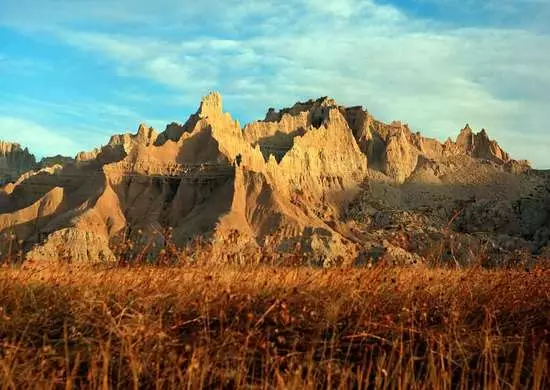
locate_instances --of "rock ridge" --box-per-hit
[0,91,544,267]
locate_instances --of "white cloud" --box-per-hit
[56,31,217,92]
[308,0,357,18]
[0,96,144,156]
[1,0,550,166]
[0,116,84,157]
[0,95,143,131]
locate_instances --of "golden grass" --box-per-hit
[0,264,548,389]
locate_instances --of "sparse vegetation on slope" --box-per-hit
[0,264,548,389]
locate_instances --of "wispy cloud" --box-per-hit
[0,116,84,158]
[0,53,52,75]
[1,0,549,166]
[0,94,148,156]
[0,95,144,133]
[56,31,217,92]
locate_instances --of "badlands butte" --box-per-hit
[1,92,549,267]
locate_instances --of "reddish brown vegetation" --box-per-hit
[0,264,548,389]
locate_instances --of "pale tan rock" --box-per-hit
[26,228,116,263]
[198,91,223,118]
[342,106,375,157]
[383,127,419,183]
[0,187,64,244]
[454,125,511,164]
[0,91,543,266]
[76,148,101,165]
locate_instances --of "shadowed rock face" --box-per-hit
[0,92,546,267]
[0,142,75,185]
[0,142,36,184]
[39,155,75,168]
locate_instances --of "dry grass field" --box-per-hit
[0,263,548,389]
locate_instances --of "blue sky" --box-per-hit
[0,0,549,167]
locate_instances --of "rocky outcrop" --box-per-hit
[383,127,419,183]
[262,97,337,123]
[39,155,74,168]
[455,125,510,164]
[0,141,36,184]
[0,92,544,267]
[155,122,187,145]
[246,100,528,185]
[75,124,160,169]
[26,228,116,264]
[76,148,101,165]
[243,97,338,162]
[105,124,158,155]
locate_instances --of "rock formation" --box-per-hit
[0,92,547,267]
[455,125,509,162]
[0,141,75,185]
[0,141,36,184]
[39,155,75,168]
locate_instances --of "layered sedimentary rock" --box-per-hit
[0,92,546,267]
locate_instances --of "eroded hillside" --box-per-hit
[1,93,548,266]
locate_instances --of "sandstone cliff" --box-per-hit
[0,92,545,267]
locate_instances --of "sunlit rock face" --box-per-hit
[0,92,545,266]
[455,125,509,163]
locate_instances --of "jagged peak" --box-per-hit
[0,141,36,160]
[136,123,157,139]
[0,140,25,153]
[137,123,149,134]
[263,96,339,122]
[197,91,223,119]
[452,124,515,165]
[0,141,37,183]
[457,124,497,143]
[456,124,474,146]
[165,121,184,130]
[457,124,473,138]
[456,125,494,144]
[316,96,338,107]
[0,140,21,147]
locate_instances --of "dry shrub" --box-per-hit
[0,264,548,389]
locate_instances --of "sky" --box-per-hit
[0,0,549,167]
